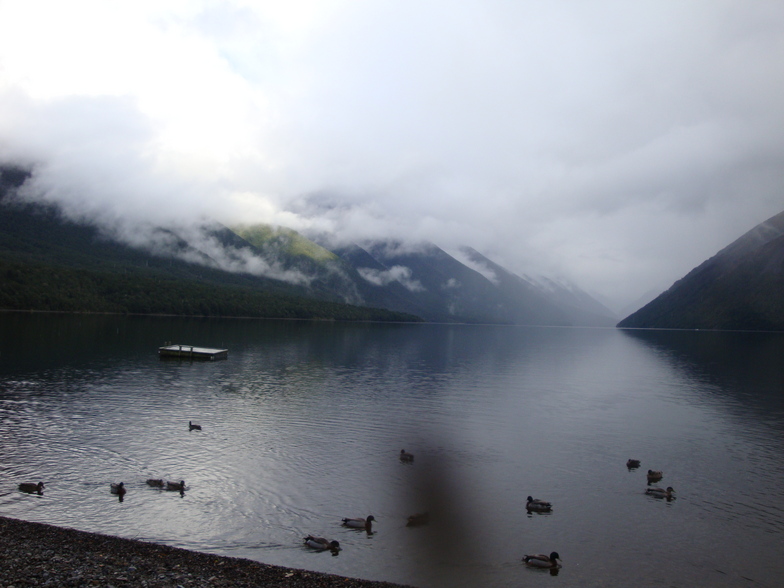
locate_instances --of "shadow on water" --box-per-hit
[620,329,784,425]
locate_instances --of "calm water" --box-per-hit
[1,314,783,587]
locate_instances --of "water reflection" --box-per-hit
[2,315,784,587]
[620,329,784,420]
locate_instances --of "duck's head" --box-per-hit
[526,496,534,502]
[666,486,674,493]
[549,552,561,562]
[37,482,45,490]
[330,540,340,549]
[367,515,376,522]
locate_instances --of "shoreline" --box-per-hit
[0,516,414,587]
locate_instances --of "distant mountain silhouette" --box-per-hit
[458,247,617,327]
[327,241,616,326]
[618,210,784,331]
[1,163,615,325]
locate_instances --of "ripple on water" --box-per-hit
[3,321,784,588]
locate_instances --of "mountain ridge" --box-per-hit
[1,164,615,326]
[618,209,784,331]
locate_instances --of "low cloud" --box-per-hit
[357,266,425,292]
[2,1,784,307]
[449,250,499,285]
[158,226,313,286]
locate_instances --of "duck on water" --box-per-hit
[18,482,44,495]
[342,516,375,532]
[646,486,675,500]
[406,512,430,527]
[165,480,186,495]
[146,479,186,495]
[526,496,552,512]
[523,551,561,569]
[303,536,340,554]
[110,482,126,501]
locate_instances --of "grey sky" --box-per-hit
[1,0,783,309]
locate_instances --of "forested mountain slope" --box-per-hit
[618,210,784,331]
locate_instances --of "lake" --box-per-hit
[1,313,783,587]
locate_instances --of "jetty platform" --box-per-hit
[158,344,228,360]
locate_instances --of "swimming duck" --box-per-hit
[18,482,44,495]
[646,486,675,499]
[342,515,375,531]
[303,536,340,552]
[399,450,414,462]
[626,459,641,468]
[189,421,202,431]
[165,480,186,492]
[406,512,430,527]
[523,552,561,569]
[526,496,552,512]
[110,482,126,501]
[647,470,663,482]
[146,479,164,488]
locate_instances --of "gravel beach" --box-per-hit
[0,516,415,588]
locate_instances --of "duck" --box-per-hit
[399,449,414,462]
[646,470,663,482]
[523,552,561,569]
[110,482,126,501]
[646,486,675,499]
[626,459,641,468]
[18,482,45,495]
[406,512,430,527]
[303,536,340,552]
[342,515,375,531]
[146,479,164,488]
[189,421,202,431]
[165,480,186,492]
[526,496,552,512]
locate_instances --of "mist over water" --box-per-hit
[1,314,783,587]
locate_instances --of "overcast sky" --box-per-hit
[1,0,783,309]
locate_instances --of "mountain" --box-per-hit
[618,210,784,330]
[458,247,617,326]
[0,165,420,322]
[329,241,617,326]
[1,164,614,325]
[229,224,367,305]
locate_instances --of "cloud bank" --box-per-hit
[357,265,425,292]
[1,0,783,308]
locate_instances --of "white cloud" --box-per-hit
[357,266,425,292]
[1,0,784,307]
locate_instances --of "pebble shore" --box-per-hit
[0,516,414,588]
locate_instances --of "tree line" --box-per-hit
[0,257,423,322]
